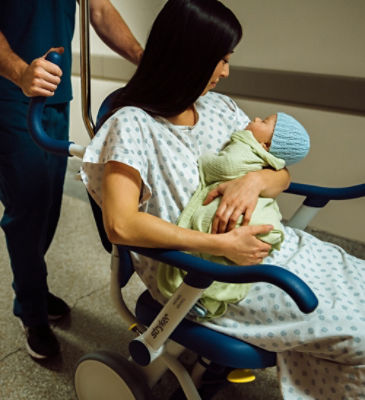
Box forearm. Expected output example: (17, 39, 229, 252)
(251, 168, 291, 198)
(0, 31, 63, 97)
(89, 0, 143, 65)
(104, 207, 273, 265)
(0, 31, 28, 87)
(102, 161, 221, 253)
(104, 208, 225, 256)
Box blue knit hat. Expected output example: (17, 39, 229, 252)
(269, 112, 310, 166)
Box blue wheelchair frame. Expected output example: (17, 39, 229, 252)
(27, 52, 365, 400)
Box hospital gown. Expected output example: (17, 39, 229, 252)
(81, 91, 365, 400)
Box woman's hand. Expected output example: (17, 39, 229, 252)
(203, 172, 262, 233)
(204, 168, 290, 234)
(220, 224, 273, 265)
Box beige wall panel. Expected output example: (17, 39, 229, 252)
(225, 0, 365, 77)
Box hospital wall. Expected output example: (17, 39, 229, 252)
(69, 0, 365, 243)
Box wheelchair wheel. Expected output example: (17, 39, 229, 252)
(74, 350, 152, 400)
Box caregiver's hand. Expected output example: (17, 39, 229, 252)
(221, 224, 273, 265)
(19, 47, 64, 97)
(203, 171, 262, 234)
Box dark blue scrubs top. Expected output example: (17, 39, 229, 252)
(0, 0, 76, 104)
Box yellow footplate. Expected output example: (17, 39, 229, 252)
(128, 323, 138, 331)
(227, 369, 256, 383)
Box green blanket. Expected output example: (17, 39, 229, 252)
(157, 130, 286, 319)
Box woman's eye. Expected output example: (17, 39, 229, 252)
(222, 59, 229, 64)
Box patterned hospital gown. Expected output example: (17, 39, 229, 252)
(81, 91, 365, 400)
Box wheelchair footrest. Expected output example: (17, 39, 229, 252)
(227, 369, 256, 383)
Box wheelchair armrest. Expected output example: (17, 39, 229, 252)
(285, 182, 365, 207)
(126, 246, 318, 314)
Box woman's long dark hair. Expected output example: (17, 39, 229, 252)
(110, 0, 242, 118)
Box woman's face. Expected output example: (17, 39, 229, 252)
(201, 53, 231, 96)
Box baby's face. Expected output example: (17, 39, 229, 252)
(246, 114, 277, 150)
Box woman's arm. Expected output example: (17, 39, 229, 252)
(102, 161, 274, 265)
(204, 168, 291, 233)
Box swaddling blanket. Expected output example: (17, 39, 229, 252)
(158, 129, 286, 319)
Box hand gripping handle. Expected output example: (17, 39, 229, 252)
(27, 52, 74, 156)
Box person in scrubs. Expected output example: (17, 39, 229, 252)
(0, 0, 143, 359)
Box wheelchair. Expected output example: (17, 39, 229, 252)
(28, 52, 365, 400)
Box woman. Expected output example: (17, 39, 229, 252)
(81, 1, 365, 398)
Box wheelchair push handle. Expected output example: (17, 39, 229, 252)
(27, 52, 85, 158)
(46, 50, 62, 69)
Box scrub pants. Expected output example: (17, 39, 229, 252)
(0, 99, 69, 327)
